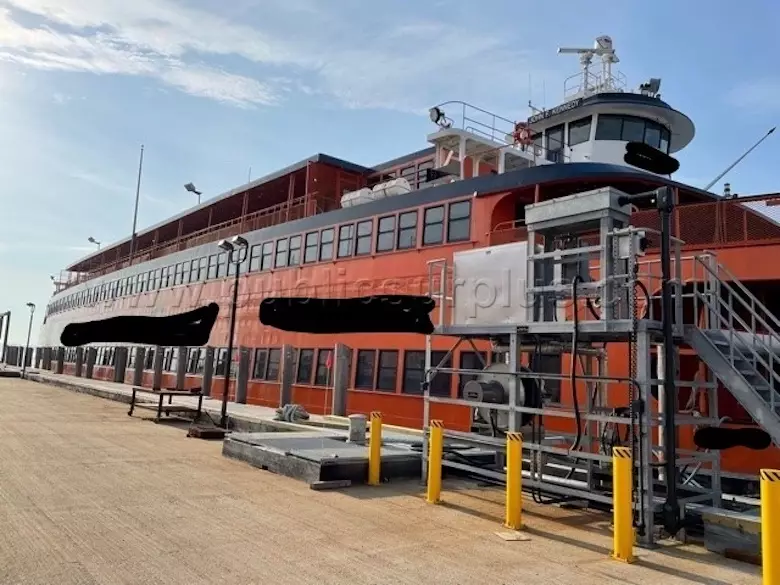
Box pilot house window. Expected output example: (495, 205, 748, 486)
(568, 116, 592, 146)
(376, 216, 396, 252)
(447, 200, 471, 242)
(397, 211, 417, 249)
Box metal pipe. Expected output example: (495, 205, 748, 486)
(657, 345, 665, 482)
(22, 304, 34, 377)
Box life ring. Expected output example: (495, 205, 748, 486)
(513, 123, 533, 145)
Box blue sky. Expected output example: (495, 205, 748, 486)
(0, 0, 779, 344)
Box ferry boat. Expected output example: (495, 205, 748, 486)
(37, 36, 780, 490)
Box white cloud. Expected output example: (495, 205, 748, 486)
(0, 0, 557, 113)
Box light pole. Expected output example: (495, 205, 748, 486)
(185, 182, 202, 205)
(0, 310, 10, 364)
(22, 302, 35, 377)
(88, 236, 101, 250)
(217, 235, 249, 428)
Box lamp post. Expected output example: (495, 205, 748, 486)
(88, 236, 101, 250)
(185, 182, 202, 205)
(0, 310, 10, 364)
(22, 302, 35, 377)
(217, 235, 249, 428)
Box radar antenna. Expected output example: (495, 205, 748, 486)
(558, 35, 620, 95)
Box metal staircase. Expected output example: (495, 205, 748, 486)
(686, 254, 780, 445)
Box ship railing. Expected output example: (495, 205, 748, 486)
(58, 195, 321, 290)
(562, 69, 627, 100)
(432, 100, 571, 166)
(488, 193, 780, 251)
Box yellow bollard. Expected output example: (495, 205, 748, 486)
(368, 411, 382, 486)
(761, 469, 780, 585)
(611, 446, 635, 563)
(504, 432, 523, 530)
(426, 420, 444, 504)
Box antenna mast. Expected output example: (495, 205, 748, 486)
(557, 36, 620, 96)
(703, 127, 776, 192)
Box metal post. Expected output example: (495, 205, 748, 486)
(611, 446, 635, 563)
(0, 311, 10, 364)
(368, 411, 383, 486)
(658, 186, 680, 533)
(761, 469, 780, 585)
(22, 304, 34, 377)
(221, 252, 241, 429)
(129, 145, 145, 264)
(426, 420, 444, 503)
(505, 432, 523, 530)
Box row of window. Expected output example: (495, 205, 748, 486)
(47, 199, 472, 317)
(53, 344, 565, 401)
(533, 114, 672, 163)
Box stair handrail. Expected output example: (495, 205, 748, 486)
(699, 252, 780, 334)
(695, 256, 780, 344)
(696, 288, 780, 414)
(693, 260, 780, 410)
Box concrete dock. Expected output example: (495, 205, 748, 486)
(0, 376, 762, 585)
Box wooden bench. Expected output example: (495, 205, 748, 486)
(128, 386, 203, 423)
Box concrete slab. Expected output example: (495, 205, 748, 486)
(0, 377, 762, 585)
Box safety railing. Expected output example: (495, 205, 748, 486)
(691, 253, 780, 414)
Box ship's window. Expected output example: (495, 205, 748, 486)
(355, 220, 373, 256)
(249, 244, 263, 272)
(545, 124, 565, 162)
(266, 348, 281, 381)
(175, 263, 185, 286)
(402, 350, 451, 396)
(622, 117, 645, 143)
(645, 125, 662, 151)
(252, 349, 268, 379)
(126, 277, 133, 295)
(275, 238, 288, 268)
(337, 224, 354, 258)
(296, 349, 315, 384)
(423, 205, 445, 246)
(319, 228, 334, 261)
(457, 351, 487, 397)
(154, 268, 163, 290)
(568, 116, 592, 146)
(659, 127, 670, 154)
(214, 348, 227, 376)
(377, 350, 398, 391)
(158, 266, 167, 288)
(162, 348, 174, 371)
(303, 232, 318, 263)
(144, 348, 155, 370)
(187, 348, 205, 374)
(260, 242, 273, 270)
(188, 259, 198, 282)
(447, 200, 471, 242)
(288, 235, 302, 266)
(595, 114, 623, 141)
(207, 255, 217, 280)
(397, 211, 417, 249)
(354, 350, 376, 389)
(376, 216, 396, 252)
(314, 349, 333, 386)
(216, 252, 228, 278)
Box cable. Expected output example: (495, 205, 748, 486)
(570, 275, 584, 453)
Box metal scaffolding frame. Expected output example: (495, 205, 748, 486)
(421, 186, 723, 548)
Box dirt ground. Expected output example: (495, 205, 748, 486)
(0, 378, 762, 585)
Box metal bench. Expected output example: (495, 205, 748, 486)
(128, 386, 203, 423)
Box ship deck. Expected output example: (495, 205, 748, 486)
(0, 373, 763, 585)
